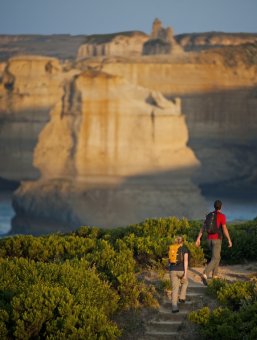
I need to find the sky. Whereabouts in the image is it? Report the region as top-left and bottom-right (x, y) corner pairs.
(0, 0), (257, 36)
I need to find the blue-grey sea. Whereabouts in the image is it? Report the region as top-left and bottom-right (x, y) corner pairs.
(0, 192), (256, 236)
(0, 192), (15, 235)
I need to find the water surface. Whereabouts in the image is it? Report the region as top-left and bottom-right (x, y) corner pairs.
(0, 192), (15, 235)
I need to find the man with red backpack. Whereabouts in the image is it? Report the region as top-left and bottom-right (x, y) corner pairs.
(195, 200), (232, 285)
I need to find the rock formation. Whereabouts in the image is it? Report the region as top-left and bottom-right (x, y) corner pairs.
(12, 69), (206, 230)
(0, 24), (257, 233)
(0, 55), (79, 180)
(77, 31), (148, 59)
(1, 29), (256, 61)
(86, 48), (257, 94)
(176, 32), (257, 51)
(76, 45), (257, 204)
(35, 72), (186, 178)
(143, 18), (184, 55)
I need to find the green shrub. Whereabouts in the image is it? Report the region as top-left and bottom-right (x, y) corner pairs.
(0, 257), (120, 339)
(189, 279), (257, 339)
(12, 283), (119, 340)
(189, 303), (257, 340)
(0, 217), (207, 268)
(1, 217), (256, 339)
(207, 279), (256, 309)
(84, 239), (156, 308)
(190, 220), (257, 265)
(72, 225), (103, 239)
(184, 240), (205, 267)
(206, 278), (227, 298)
(0, 234), (97, 262)
(0, 309), (8, 339)
(221, 224), (257, 264)
(217, 281), (254, 310)
(106, 217), (190, 242)
(107, 217), (205, 267)
(188, 306), (211, 325)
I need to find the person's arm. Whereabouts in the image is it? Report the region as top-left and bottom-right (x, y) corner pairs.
(195, 226), (204, 247)
(167, 247), (170, 264)
(183, 252), (188, 279)
(222, 224), (232, 247)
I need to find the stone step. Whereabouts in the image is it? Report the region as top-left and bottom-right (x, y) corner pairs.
(156, 307), (188, 321)
(162, 294), (202, 309)
(140, 276), (208, 339)
(160, 306), (192, 316)
(164, 288), (206, 301)
(164, 288), (206, 299)
(142, 331), (180, 340)
(187, 285), (207, 294)
(147, 320), (181, 333)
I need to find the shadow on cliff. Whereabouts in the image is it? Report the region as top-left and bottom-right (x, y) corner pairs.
(168, 86), (257, 202)
(10, 165), (207, 236)
(0, 108), (49, 181)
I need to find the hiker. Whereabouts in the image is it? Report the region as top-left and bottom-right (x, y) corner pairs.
(168, 235), (189, 313)
(195, 199), (232, 285)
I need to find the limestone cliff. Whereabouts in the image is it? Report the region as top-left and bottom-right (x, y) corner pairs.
(1, 29), (257, 232)
(34, 71), (189, 178)
(12, 70), (206, 230)
(77, 31), (148, 59)
(0, 55), (79, 180)
(79, 49), (256, 95)
(77, 48), (257, 200)
(176, 32), (257, 51)
(143, 18), (184, 55)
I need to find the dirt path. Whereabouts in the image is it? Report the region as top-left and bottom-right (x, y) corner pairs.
(189, 262), (257, 283)
(137, 262), (257, 340)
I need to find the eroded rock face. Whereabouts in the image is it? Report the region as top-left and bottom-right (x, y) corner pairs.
(13, 175), (205, 231)
(12, 70), (206, 230)
(0, 55), (64, 113)
(35, 70), (193, 178)
(77, 32), (148, 59)
(2, 37), (256, 231)
(0, 56), (79, 180)
(91, 55), (257, 94)
(143, 18), (184, 55)
(77, 52), (257, 203)
(176, 32), (257, 51)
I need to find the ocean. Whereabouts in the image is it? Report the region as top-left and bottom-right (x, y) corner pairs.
(0, 192), (15, 235)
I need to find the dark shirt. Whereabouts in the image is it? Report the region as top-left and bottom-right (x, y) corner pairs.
(169, 245), (189, 271)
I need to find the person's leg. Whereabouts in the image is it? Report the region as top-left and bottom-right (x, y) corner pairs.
(179, 272), (188, 301)
(170, 271), (180, 311)
(202, 239), (212, 281)
(211, 240), (222, 277)
(204, 239), (222, 278)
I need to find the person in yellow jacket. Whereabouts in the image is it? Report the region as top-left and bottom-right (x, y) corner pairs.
(168, 235), (189, 313)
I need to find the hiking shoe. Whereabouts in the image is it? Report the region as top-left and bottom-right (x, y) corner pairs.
(179, 299), (186, 303)
(201, 274), (208, 286)
(172, 305), (179, 313)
